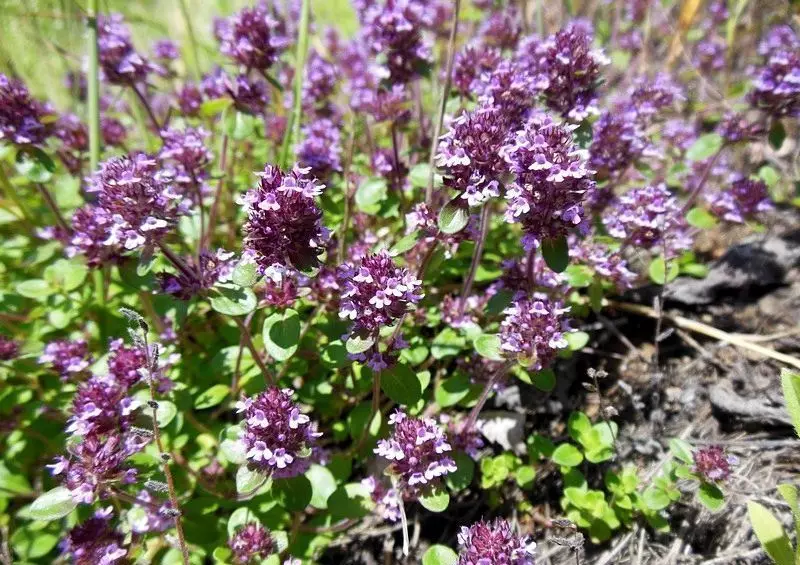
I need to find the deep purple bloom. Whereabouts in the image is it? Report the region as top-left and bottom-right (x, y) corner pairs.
(453, 43), (502, 98)
(100, 117), (128, 148)
(538, 22), (608, 120)
(106, 338), (147, 388)
(40, 339), (92, 379)
(694, 37), (726, 73)
(295, 118), (342, 179)
(0, 73), (53, 145)
(457, 518), (536, 565)
(66, 374), (139, 437)
(477, 8), (522, 50)
(502, 112), (593, 250)
(230, 73), (270, 115)
(375, 410), (456, 494)
(129, 490), (173, 533)
(201, 66), (230, 99)
(61, 508), (127, 565)
(219, 5), (288, 71)
(0, 336), (19, 361)
(603, 184), (692, 258)
(628, 73), (684, 122)
(338, 250), (423, 338)
(237, 387), (321, 478)
(475, 58), (544, 123)
(716, 112), (765, 143)
(500, 295), (571, 370)
(242, 165), (328, 272)
(749, 49), (800, 117)
(436, 103), (510, 206)
(361, 2), (432, 84)
(152, 38), (180, 61)
(83, 153), (189, 253)
(303, 50), (338, 108)
(67, 206), (119, 267)
(693, 445), (737, 482)
(229, 523), (275, 564)
(705, 178), (772, 223)
(158, 248), (235, 300)
(758, 24), (800, 58)
(589, 105), (654, 181)
(569, 237), (637, 291)
(55, 113), (89, 152)
(159, 126), (213, 191)
(361, 476), (402, 522)
(176, 82), (204, 117)
(97, 14), (155, 84)
(441, 414), (485, 459)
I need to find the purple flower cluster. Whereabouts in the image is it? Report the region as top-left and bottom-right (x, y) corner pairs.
(303, 50), (339, 110)
(158, 126), (213, 195)
(538, 22), (607, 120)
(694, 37), (726, 73)
(0, 73), (53, 146)
(0, 336), (19, 361)
(129, 490), (173, 534)
(692, 445), (737, 482)
(39, 339), (92, 379)
(375, 410), (456, 493)
(589, 109), (649, 181)
(159, 248), (235, 300)
(338, 250), (423, 338)
(242, 164), (328, 272)
(716, 112), (765, 143)
(705, 178), (772, 223)
(295, 119), (342, 180)
(237, 387), (321, 478)
(101, 116), (128, 148)
(218, 4), (288, 71)
(177, 82), (203, 117)
(749, 48), (800, 117)
(457, 519), (536, 565)
(627, 74), (684, 122)
(436, 103), (509, 206)
(229, 523), (275, 564)
(361, 1), (431, 85)
(502, 112), (594, 250)
(97, 14), (155, 85)
(152, 38), (180, 61)
(477, 7), (522, 50)
(569, 238), (637, 291)
(361, 476), (402, 522)
(452, 44), (502, 99)
(603, 184), (692, 258)
(758, 25), (800, 58)
(61, 507), (127, 565)
(500, 296), (571, 370)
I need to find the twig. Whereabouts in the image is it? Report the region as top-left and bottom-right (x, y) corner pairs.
(35, 183), (71, 234)
(234, 316), (275, 386)
(204, 134), (229, 249)
(463, 361), (514, 433)
(459, 203), (491, 315)
(609, 300), (800, 370)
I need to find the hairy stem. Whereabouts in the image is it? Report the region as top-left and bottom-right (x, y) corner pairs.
(459, 203), (491, 315)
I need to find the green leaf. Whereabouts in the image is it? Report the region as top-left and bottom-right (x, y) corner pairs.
(648, 257), (679, 285)
(474, 333), (504, 361)
(44, 259), (88, 291)
(10, 525), (59, 559)
(322, 340), (348, 368)
(28, 487), (77, 521)
(435, 373), (472, 407)
(346, 332), (375, 355)
(438, 197), (470, 234)
(542, 235), (569, 273)
(15, 279), (54, 300)
(769, 120), (786, 150)
(573, 120), (593, 149)
(219, 438), (247, 465)
(275, 475), (313, 511)
(686, 207), (718, 229)
(389, 231), (420, 256)
(565, 264), (594, 288)
(445, 451), (475, 492)
(747, 501), (795, 565)
(381, 362), (423, 406)
(355, 177), (388, 214)
(515, 465), (536, 489)
(696, 482), (725, 512)
(0, 462), (32, 495)
(422, 545), (458, 565)
(552, 444), (584, 467)
(306, 464), (337, 509)
(263, 309), (300, 362)
(328, 483), (374, 520)
(152, 400), (178, 427)
(200, 97), (233, 117)
(668, 438), (695, 465)
(686, 133), (723, 161)
(227, 507), (260, 537)
(231, 260), (259, 287)
(210, 285), (257, 316)
(531, 368), (556, 392)
(643, 486), (671, 511)
(194, 384), (230, 410)
(419, 487), (450, 512)
(780, 369), (800, 438)
(568, 412), (593, 443)
(236, 466), (266, 496)
(486, 289), (514, 315)
(15, 146), (56, 183)
(224, 110), (256, 140)
(565, 331), (590, 351)
(431, 328), (466, 359)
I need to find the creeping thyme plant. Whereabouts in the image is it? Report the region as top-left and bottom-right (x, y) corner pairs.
(0, 0), (798, 563)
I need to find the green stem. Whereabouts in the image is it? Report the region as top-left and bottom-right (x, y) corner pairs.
(178, 0), (202, 81)
(458, 203), (491, 315)
(87, 0), (101, 173)
(278, 0), (310, 169)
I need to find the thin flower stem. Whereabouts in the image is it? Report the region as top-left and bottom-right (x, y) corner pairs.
(35, 183), (71, 234)
(157, 241), (199, 281)
(234, 316), (275, 386)
(140, 333), (190, 565)
(459, 203), (491, 315)
(464, 361), (513, 433)
(278, 0), (310, 169)
(526, 246), (537, 291)
(426, 0), (461, 205)
(338, 119), (357, 264)
(86, 0), (101, 173)
(132, 84), (163, 135)
(204, 134), (229, 249)
(681, 147), (724, 214)
(177, 0), (202, 81)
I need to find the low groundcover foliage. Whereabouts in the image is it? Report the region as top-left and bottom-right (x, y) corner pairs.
(0, 0), (798, 563)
